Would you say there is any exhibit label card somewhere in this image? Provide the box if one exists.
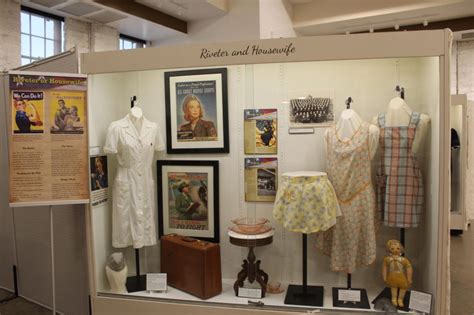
[244,158,277,202]
[8,74,89,206]
[238,287,262,299]
[244,109,277,154]
[409,290,432,314]
[146,273,167,292]
[338,289,361,302]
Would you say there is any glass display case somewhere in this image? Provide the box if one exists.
[82,30,452,314]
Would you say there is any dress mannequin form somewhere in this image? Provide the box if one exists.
[371,97,430,155]
[129,105,143,134]
[326,108,380,159]
[105,252,128,294]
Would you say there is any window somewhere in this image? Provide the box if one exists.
[21,6,64,65]
[119,34,147,50]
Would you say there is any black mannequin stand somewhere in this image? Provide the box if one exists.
[284,234,324,307]
[125,249,146,292]
[332,273,370,309]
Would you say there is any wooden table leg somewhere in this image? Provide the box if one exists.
[234,246,270,297]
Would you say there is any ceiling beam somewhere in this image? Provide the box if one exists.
[93,0,187,34]
[354,16,474,34]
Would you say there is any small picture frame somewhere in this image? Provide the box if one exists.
[289,95,334,128]
[244,158,278,202]
[157,160,219,243]
[165,68,229,154]
[244,109,277,154]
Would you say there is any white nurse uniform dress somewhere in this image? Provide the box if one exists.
[104,114,165,248]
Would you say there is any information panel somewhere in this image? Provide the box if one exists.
[8,73,89,206]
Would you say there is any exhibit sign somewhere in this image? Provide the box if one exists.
[7,72,89,206]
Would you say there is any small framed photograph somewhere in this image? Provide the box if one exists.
[244,158,278,202]
[157,160,219,243]
[289,96,334,128]
[90,155,108,207]
[244,109,277,154]
[165,68,229,154]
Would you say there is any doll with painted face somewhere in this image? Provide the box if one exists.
[382,239,413,307]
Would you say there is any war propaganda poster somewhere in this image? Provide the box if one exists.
[244,158,278,202]
[8,73,89,206]
[175,80,218,143]
[165,68,229,154]
[157,160,219,243]
[244,108,277,154]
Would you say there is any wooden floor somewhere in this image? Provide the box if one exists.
[451,224,474,315]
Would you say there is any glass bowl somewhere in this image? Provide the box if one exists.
[231,217,269,233]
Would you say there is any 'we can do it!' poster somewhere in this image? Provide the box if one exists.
[8,73,89,206]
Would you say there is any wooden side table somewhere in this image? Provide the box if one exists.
[228,230,273,298]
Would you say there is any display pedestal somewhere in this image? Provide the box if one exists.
[126,275,146,293]
[229,230,272,298]
[284,234,324,307]
[372,287,411,312]
[126,249,146,293]
[285,284,324,306]
[332,287,370,309]
[332,273,370,309]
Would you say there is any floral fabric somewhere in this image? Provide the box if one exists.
[273,174,340,234]
[316,122,377,273]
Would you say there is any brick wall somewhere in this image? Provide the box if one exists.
[456,40,474,100]
[0,0,20,71]
[64,18,91,55]
[0,5,119,71]
[91,24,119,52]
[65,18,119,55]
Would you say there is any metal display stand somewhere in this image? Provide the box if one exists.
[332,273,370,309]
[284,234,323,307]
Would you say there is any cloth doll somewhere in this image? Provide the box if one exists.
[382,239,413,307]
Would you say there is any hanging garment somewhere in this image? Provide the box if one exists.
[273,173,340,234]
[104,114,165,248]
[316,122,377,273]
[377,112,424,228]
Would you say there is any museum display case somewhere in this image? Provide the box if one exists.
[82,29,452,314]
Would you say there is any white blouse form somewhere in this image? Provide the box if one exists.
[104,108,165,248]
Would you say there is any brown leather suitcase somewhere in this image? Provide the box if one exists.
[160,234,222,299]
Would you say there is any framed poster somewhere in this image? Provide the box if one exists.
[244,158,278,202]
[244,108,277,154]
[165,68,229,154]
[157,160,219,243]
